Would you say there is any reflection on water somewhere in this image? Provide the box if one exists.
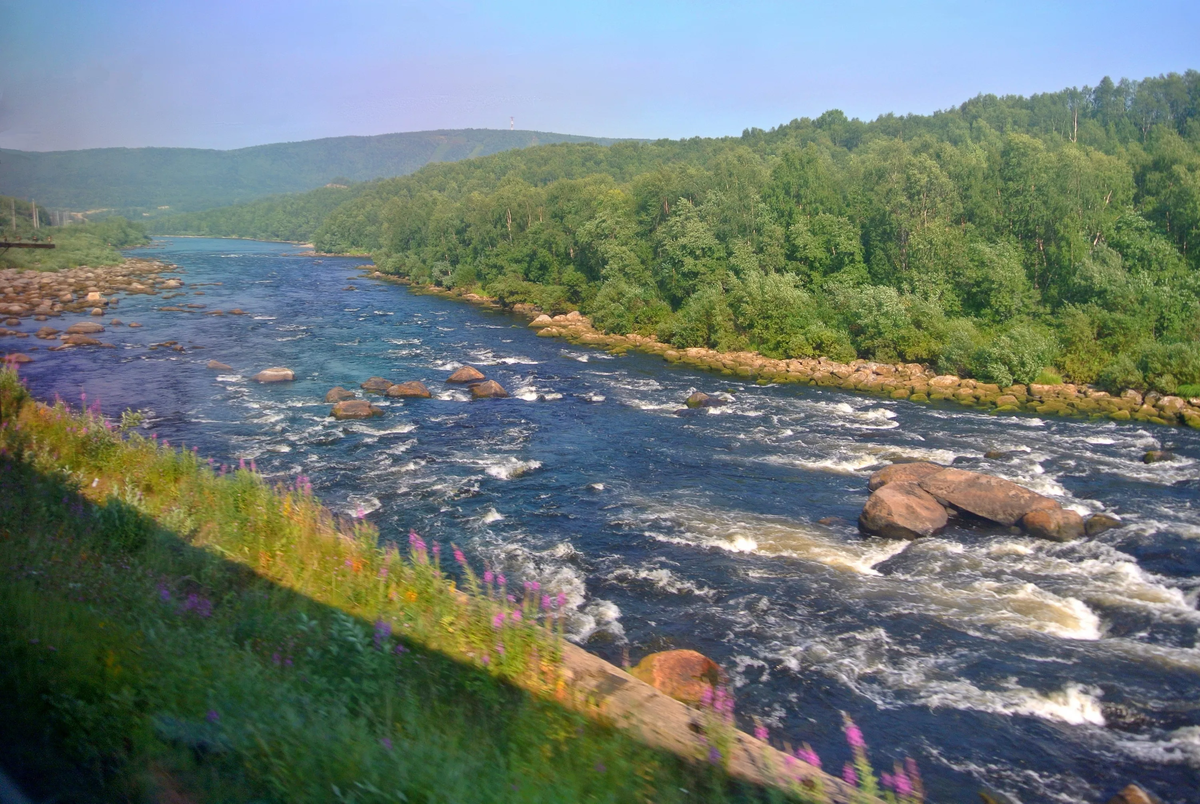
[16,238,1200,804]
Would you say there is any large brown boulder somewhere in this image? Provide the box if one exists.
[324,386,356,402]
[685,391,725,409]
[385,381,432,398]
[470,380,509,399]
[629,650,725,706]
[206,360,233,371]
[918,468,1058,527]
[867,461,946,492]
[66,321,104,334]
[63,334,102,346]
[1020,508,1085,542]
[859,482,949,540]
[3,352,33,364]
[360,376,394,393]
[447,365,485,384]
[253,367,295,383]
[330,399,383,419]
[1105,784,1165,804]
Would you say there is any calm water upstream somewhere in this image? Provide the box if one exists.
[17,238,1200,803]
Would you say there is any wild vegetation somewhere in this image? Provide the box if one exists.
[0,365,919,803]
[0,197,148,271]
[159,72,1200,397]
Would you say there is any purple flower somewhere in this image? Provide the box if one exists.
[495,642,505,655]
[556,591,567,608]
[158,583,171,602]
[700,685,714,708]
[374,619,392,649]
[250,460,257,473]
[453,548,466,565]
[843,763,858,787]
[484,570,494,585]
[205,710,220,724]
[481,654,490,665]
[381,737,393,751]
[272,652,282,666]
[239,457,245,470]
[431,544,440,561]
[754,724,769,742]
[183,593,213,618]
[881,772,894,790]
[510,609,522,622]
[497,573,506,588]
[393,643,407,656]
[594,762,606,773]
[894,770,912,797]
[796,745,821,769]
[492,612,504,629]
[707,745,722,765]
[845,721,866,751]
[541,595,551,610]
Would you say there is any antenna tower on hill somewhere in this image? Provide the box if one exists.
[510,116,514,131]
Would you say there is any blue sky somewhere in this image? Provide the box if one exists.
[1,0,1197,151]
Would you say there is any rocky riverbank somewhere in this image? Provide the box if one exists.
[364,271,1200,430]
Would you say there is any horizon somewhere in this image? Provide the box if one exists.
[2,0,1197,152]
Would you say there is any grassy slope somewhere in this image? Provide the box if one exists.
[0,198,149,270]
[0,367,814,804]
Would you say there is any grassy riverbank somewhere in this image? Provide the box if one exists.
[0,365,801,803]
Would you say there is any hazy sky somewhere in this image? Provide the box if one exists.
[2,0,1197,152]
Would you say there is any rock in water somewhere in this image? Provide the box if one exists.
[385,381,432,398]
[629,650,725,706]
[685,391,724,408]
[470,380,508,399]
[918,467,1057,526]
[330,400,383,419]
[66,321,104,334]
[253,367,294,383]
[859,482,948,539]
[1085,513,1122,536]
[206,360,232,371]
[360,376,394,393]
[63,334,101,346]
[3,352,33,363]
[1105,784,1165,804]
[446,365,485,384]
[1020,507,1085,542]
[324,386,356,403]
[1143,450,1174,464]
[867,461,945,492]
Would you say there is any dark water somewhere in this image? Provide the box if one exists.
[16,238,1200,803]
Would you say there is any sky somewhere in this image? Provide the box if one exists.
[1,0,1197,152]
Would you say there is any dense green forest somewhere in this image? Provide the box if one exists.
[0,129,623,217]
[170,73,1200,394]
[1,197,148,270]
[147,184,363,243]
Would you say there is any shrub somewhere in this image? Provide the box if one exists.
[1097,354,1144,392]
[969,326,1059,388]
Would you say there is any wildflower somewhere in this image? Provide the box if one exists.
[594,762,606,773]
[707,745,721,765]
[158,583,171,602]
[431,543,440,561]
[354,505,365,519]
[497,573,506,588]
[754,724,769,742]
[239,458,245,471]
[541,595,551,610]
[556,591,567,608]
[453,547,466,564]
[484,570,494,585]
[481,654,490,665]
[183,593,213,618]
[373,619,392,650]
[272,652,282,666]
[796,744,821,769]
[843,763,858,787]
[496,642,505,655]
[381,737,393,751]
[250,460,257,473]
[894,770,913,797]
[510,609,522,622]
[393,643,407,656]
[881,772,893,790]
[205,710,220,724]
[845,719,866,751]
[492,612,504,629]
[700,685,714,708]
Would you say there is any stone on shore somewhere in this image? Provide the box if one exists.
[867,461,945,492]
[253,367,294,383]
[206,360,232,371]
[858,482,949,540]
[385,381,432,398]
[360,376,395,393]
[1020,507,1085,542]
[447,365,486,384]
[331,399,383,419]
[66,321,105,334]
[629,650,725,706]
[529,314,554,328]
[918,467,1058,526]
[470,380,508,399]
[324,386,356,402]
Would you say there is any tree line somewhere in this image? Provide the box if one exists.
[162,72,1200,395]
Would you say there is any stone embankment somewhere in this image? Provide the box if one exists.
[363,272,1200,429]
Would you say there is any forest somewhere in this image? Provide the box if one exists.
[161,73,1200,395]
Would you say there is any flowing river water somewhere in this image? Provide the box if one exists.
[17,238,1200,803]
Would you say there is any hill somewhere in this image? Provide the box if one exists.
[0,129,623,217]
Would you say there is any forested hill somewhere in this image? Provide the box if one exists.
[171,72,1200,396]
[0,129,623,216]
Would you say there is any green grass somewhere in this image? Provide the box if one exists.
[1032,368,1064,386]
[0,366,817,804]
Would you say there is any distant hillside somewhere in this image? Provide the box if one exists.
[0,129,623,216]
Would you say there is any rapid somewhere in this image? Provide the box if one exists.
[18,238,1200,803]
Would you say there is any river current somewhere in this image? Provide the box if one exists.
[17,238,1200,803]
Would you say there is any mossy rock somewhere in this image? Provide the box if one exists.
[994,405,1021,413]
[929,392,949,401]
[756,378,770,386]
[1072,398,1098,412]
[720,369,734,376]
[1148,416,1171,426]
[891,389,911,400]
[735,366,753,378]
[1184,414,1200,429]
[663,351,681,363]
[1110,410,1131,421]
[958,398,977,407]
[1036,403,1069,415]
[909,393,930,403]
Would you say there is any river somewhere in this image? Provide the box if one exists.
[17,238,1200,803]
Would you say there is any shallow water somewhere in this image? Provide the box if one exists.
[17,238,1200,802]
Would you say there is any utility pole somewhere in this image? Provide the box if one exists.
[510,116,514,131]
[9,198,14,232]
[32,200,38,230]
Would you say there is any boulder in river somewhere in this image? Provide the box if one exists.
[685,391,723,409]
[867,461,945,492]
[360,376,394,393]
[1085,513,1122,536]
[66,321,104,335]
[63,334,101,346]
[330,399,383,419]
[1020,507,1085,542]
[253,367,295,383]
[385,381,432,398]
[447,365,485,384]
[470,380,508,399]
[629,649,725,706]
[35,327,60,340]
[3,352,33,364]
[1105,783,1165,804]
[206,360,232,371]
[859,482,949,540]
[918,467,1058,526]
[324,386,357,403]
[529,314,554,328]
[1142,450,1174,464]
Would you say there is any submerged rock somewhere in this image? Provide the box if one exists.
[385,381,432,398]
[629,650,725,706]
[867,461,945,492]
[324,386,357,403]
[253,367,294,383]
[918,467,1058,527]
[1085,513,1122,536]
[330,399,383,419]
[3,352,32,363]
[1020,507,1085,542]
[859,482,948,540]
[1142,450,1174,464]
[684,391,725,409]
[206,360,232,371]
[360,376,394,393]
[447,365,486,384]
[469,380,509,399]
[66,321,104,334]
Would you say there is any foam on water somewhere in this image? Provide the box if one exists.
[483,458,542,480]
[1115,726,1200,767]
[608,566,719,599]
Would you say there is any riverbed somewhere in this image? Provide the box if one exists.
[16,238,1200,803]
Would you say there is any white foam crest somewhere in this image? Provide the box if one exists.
[899,578,1104,640]
[483,458,542,480]
[914,679,1106,726]
[481,508,504,524]
[215,374,242,383]
[345,494,381,517]
[1115,726,1200,767]
[639,501,909,575]
[608,566,718,599]
[437,390,471,402]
